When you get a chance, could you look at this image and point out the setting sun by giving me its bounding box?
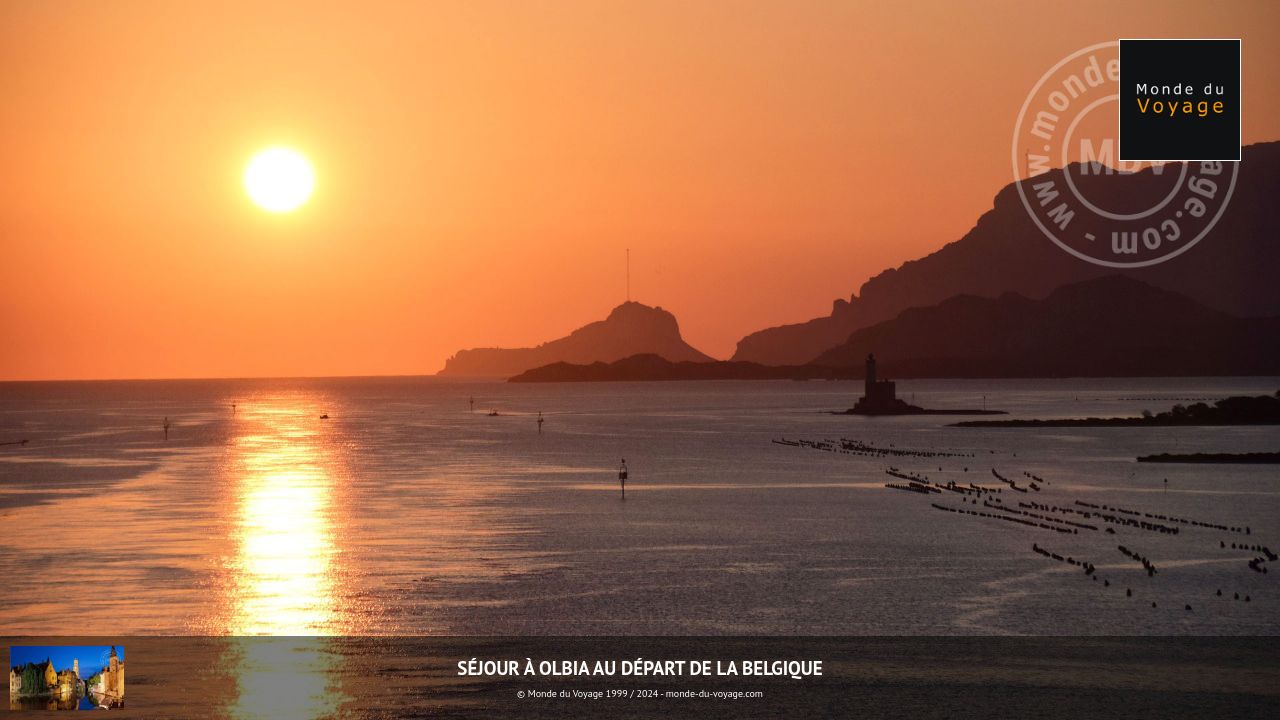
[244,147,315,213]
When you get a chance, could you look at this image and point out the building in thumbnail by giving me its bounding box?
[94,646,124,701]
[55,658,80,696]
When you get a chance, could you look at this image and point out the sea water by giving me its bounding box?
[1,376,1277,637]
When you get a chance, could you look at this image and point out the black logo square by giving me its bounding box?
[1119,39,1240,161]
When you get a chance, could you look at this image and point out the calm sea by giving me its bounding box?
[1,376,1277,637]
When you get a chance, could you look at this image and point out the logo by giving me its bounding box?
[1011,42,1238,268]
[1119,39,1241,161]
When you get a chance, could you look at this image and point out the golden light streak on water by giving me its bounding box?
[228,399,342,635]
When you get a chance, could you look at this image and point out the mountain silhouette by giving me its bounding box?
[438,301,714,377]
[733,141,1280,365]
[811,275,1280,377]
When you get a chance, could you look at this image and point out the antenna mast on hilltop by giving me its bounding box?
[626,248,631,302]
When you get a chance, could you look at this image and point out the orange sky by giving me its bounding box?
[3,0,1278,380]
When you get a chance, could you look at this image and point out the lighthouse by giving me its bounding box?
[854,352,899,413]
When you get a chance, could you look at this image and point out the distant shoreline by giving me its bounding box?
[952,417,1280,428]
[834,408,1007,417]
[954,392,1280,428]
[507,354,1280,384]
[1137,452,1280,464]
[507,354,860,382]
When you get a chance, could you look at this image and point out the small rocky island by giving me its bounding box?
[839,354,1005,416]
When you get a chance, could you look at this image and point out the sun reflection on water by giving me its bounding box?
[226,398,347,635]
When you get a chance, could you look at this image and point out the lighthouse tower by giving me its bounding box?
[854,352,898,412]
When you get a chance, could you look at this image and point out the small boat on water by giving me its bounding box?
[319,414,330,419]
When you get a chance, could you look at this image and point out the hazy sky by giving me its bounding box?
[3,0,1278,380]
[10,645,122,675]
